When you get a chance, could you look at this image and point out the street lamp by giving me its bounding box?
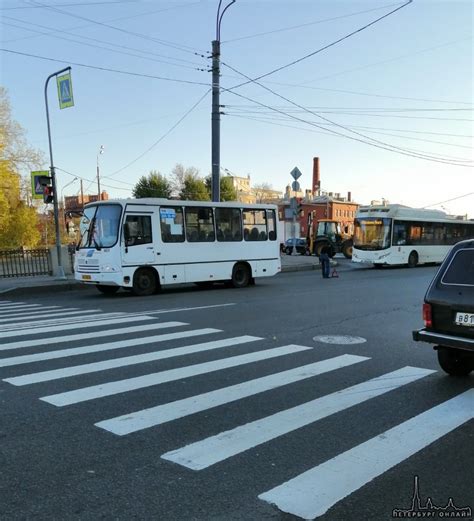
[97,144,105,201]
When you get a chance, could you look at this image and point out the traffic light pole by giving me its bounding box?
[45,67,70,280]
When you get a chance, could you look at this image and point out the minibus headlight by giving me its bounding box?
[101,264,119,273]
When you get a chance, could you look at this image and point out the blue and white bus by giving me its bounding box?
[75,198,281,295]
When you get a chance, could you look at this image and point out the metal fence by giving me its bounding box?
[0,248,52,278]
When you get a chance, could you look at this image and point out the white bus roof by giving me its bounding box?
[84,198,278,210]
[356,204,471,224]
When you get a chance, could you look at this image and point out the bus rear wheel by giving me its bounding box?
[132,268,157,296]
[408,251,418,268]
[231,263,251,288]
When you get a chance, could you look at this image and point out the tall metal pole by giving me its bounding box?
[44,66,70,280]
[97,162,101,201]
[211,39,220,203]
[211,0,235,203]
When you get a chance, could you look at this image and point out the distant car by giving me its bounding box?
[284,238,309,255]
[412,239,474,376]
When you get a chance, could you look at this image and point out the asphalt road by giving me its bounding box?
[0,260,473,521]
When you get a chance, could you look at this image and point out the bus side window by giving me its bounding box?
[124,215,152,246]
[160,206,185,243]
[216,208,242,242]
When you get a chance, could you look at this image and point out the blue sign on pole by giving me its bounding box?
[57,72,74,109]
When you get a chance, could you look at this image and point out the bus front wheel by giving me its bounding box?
[231,263,251,288]
[132,268,158,296]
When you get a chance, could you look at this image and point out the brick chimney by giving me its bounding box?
[312,157,320,195]
[347,191,352,202]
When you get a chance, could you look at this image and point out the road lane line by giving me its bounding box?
[41,344,312,407]
[0,315,155,339]
[96,354,369,436]
[0,309,96,324]
[161,367,436,470]
[0,324,209,367]
[5,335,261,385]
[258,389,474,520]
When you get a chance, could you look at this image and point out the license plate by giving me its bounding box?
[82,274,92,281]
[455,312,474,326]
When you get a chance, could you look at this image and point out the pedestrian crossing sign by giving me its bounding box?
[31,170,50,199]
[57,72,74,109]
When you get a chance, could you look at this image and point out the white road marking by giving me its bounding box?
[0,309,97,324]
[5,335,260,385]
[0,301,14,305]
[133,303,236,315]
[96,354,369,436]
[0,315,155,339]
[41,344,312,407]
[313,335,367,345]
[0,306,72,317]
[258,389,474,520]
[0,304,60,312]
[0,323,186,352]
[0,325,212,367]
[161,366,435,470]
[0,313,126,332]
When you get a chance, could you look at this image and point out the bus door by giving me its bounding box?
[122,207,156,266]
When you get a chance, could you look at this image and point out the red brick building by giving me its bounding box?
[279,157,359,239]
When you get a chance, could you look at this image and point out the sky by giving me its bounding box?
[1,0,473,217]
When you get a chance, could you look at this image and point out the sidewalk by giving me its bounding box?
[0,255,337,296]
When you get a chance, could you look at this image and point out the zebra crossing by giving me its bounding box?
[0,299,472,520]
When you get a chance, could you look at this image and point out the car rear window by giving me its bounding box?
[441,248,474,286]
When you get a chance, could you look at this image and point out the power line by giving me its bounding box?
[224,113,473,152]
[423,192,474,209]
[221,77,472,166]
[221,61,473,166]
[3,18,204,71]
[1,48,210,86]
[226,0,413,90]
[4,1,202,46]
[104,88,211,179]
[222,1,405,43]
[4,15,206,68]
[26,0,206,57]
[1,0,139,10]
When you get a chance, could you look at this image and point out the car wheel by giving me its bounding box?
[408,251,418,268]
[96,285,119,295]
[231,262,251,288]
[132,268,157,296]
[437,347,473,376]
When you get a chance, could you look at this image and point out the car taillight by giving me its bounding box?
[423,303,432,328]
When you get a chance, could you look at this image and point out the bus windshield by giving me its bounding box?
[354,217,392,250]
[78,204,122,249]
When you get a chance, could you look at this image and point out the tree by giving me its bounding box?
[0,88,44,249]
[253,182,274,203]
[205,175,238,201]
[132,170,171,198]
[180,175,210,201]
[170,163,209,201]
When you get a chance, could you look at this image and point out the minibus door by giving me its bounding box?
[122,209,156,266]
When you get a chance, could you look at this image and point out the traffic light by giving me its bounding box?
[43,185,54,204]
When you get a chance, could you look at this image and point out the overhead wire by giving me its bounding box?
[0,48,210,86]
[25,0,207,57]
[104,88,211,179]
[225,0,413,90]
[422,192,474,209]
[3,18,206,71]
[222,1,406,43]
[221,76,472,166]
